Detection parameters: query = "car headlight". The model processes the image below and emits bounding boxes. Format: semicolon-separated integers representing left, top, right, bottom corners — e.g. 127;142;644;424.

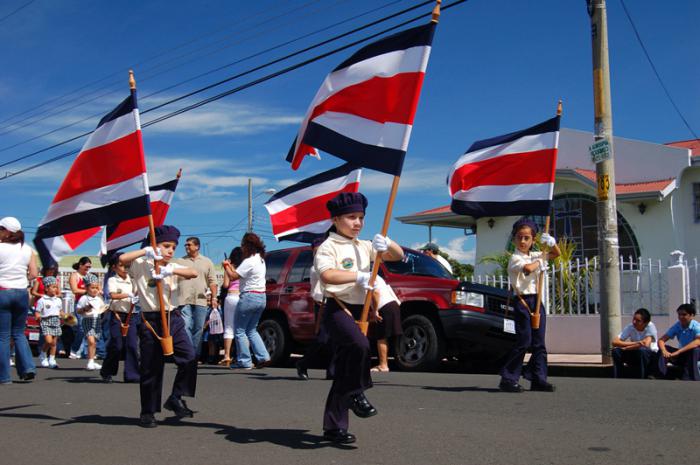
451;291;484;308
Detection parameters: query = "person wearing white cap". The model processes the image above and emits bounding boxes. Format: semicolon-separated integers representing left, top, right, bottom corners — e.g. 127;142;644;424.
0;217;38;384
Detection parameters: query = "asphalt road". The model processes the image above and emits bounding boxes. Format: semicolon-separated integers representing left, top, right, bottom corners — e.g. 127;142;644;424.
1;360;697;465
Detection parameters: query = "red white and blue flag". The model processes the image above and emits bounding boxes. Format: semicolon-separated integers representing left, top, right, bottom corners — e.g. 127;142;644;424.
286;22;436;175
448;116;561;218
34;92;151;267
264;163;362;243
101;175;180;256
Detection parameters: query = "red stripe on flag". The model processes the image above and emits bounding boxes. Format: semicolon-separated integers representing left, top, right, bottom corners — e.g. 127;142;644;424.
107;200;171;242
270;183;359;236
63;227;101;249
449;149;557;195
309;73;425;126
151;200;171;227
53;131;147;202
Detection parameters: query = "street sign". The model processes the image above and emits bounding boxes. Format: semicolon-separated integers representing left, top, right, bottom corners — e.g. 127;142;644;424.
589;139;610;164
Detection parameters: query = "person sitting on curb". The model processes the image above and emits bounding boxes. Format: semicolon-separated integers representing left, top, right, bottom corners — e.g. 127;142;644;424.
611;308;658;378
657;303;700;381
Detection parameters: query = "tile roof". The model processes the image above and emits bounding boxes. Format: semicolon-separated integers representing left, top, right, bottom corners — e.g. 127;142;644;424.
666;139;700;157
572;169;675;194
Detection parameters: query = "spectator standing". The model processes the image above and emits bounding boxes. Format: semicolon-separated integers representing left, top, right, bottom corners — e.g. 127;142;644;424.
0;217;38;384
657;303;700;380
368;275;403;373
219;247;243;367
612;308;658;378
68;256;92;359
420;243;453;275
177;237;217;360
223;233;270;370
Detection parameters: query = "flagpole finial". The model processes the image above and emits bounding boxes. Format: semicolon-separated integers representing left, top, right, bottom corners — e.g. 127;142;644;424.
431;0;441;23
557;99;563;116
129;70;136;90
176;168;182;179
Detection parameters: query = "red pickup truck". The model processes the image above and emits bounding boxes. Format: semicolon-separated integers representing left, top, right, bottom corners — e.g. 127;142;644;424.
259;245;517;371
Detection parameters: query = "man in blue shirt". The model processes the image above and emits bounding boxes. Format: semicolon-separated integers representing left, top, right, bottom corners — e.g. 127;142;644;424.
612;308;658;379
657;303;700;380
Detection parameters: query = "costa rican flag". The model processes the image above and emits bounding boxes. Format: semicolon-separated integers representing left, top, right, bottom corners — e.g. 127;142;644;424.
34;92;151;267
101;175;180;257
448;116;560;218
264;163;362;243
286;22;436;175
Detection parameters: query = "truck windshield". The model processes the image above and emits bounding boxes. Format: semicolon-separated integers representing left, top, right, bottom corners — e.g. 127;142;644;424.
384;250;454;279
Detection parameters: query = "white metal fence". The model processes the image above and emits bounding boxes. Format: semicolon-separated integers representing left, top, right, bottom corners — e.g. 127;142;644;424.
471;255;678;316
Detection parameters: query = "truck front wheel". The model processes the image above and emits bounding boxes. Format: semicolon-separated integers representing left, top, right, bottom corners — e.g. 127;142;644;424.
258;316;290;366
394;314;444;371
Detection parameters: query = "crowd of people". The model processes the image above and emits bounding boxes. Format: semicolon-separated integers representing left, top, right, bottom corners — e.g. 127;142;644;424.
2;203;700;442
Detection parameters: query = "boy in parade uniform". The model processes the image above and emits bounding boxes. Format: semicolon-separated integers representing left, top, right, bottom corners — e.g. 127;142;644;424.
314;192;404;444
119;225;199;428
34;276;63;369
100;253;140;384
500;219;559;393
75;274;105;371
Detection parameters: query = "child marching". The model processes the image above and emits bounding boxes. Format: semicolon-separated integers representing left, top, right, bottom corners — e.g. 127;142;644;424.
75;274;106;371
35;276;63;369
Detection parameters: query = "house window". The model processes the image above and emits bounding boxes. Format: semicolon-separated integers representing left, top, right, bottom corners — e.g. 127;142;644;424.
694;183;700;223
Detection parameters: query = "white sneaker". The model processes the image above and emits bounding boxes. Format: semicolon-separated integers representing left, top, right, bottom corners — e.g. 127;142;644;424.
48;359;59;369
86;360;96;370
9;358;14;367
69;352;80;360
93;361;102;370
40;357;50;368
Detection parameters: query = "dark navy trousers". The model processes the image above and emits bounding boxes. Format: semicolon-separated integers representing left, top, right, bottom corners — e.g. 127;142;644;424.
657;346;700;380
298;302;334;379
100;311;140;382
500;294;548;385
612;346;655;379
138;311;197;415
322;299;372;432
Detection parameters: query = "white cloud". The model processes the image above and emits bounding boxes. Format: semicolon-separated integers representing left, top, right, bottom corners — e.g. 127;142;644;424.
360;163;449;193
410;236;475;264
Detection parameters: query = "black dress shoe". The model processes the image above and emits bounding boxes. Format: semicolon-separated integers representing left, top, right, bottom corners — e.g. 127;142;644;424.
323;429;356;444
101;375;113;384
139;414;157;428
499;381;524;393
296;361;309;380
350;393;377;418
255;359;272;369
163;396;194;418
19;372;35;382
530;381;556;392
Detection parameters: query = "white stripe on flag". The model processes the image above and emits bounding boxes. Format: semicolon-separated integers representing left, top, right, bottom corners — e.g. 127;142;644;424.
40;174;149;225
81;110;139;153
39;235;74;262
150;188;174;204
274;219;332;240
312;112;412;151
106;226;149;252
451;132;558;170
453;183;554;203
265;170;361;215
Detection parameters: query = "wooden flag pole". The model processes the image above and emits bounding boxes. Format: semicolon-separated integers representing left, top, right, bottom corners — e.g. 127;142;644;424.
131;69;174;355
532;100;562;329
357;1;441;335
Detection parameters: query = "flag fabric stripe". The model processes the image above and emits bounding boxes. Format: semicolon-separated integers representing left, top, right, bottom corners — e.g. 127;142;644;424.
287;22;435;172
53;133;147;202
312;112;411;151
96;94;137;128
62;227;101;249
449;149;557;194
81;109;139;153
265;163;361;242
304;122;406;175
103;227;150;253
42;174;149;225
448;116;560;219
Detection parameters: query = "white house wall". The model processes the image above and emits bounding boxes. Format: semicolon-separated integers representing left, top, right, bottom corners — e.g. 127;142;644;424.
674;166;700;260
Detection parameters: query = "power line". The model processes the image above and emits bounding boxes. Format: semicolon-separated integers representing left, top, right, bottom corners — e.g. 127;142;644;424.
0;0;434;171
1;0;469;181
618;0;698;139
0;0;35;24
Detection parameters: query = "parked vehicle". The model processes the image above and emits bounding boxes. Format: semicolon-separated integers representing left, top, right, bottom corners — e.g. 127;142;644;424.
25;313;41;356
260;245;517;371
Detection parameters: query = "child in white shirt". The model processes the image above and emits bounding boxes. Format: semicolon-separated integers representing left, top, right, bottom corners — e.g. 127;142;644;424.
75;274;106;371
34;276;63;368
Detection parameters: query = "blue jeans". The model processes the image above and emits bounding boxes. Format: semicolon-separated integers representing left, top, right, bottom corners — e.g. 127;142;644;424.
180;304;208;358
0;289;37;383
70;313;86;356
234;293;269;367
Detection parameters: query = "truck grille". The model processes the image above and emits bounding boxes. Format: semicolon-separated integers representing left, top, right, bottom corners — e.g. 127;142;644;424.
486;296;514;317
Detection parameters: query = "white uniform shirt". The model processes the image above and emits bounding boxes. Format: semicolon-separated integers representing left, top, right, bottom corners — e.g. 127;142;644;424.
76;295;106;317
0;242;34;289
237;254;266;292
314;232;377;305
309;267;324;303
36;295;63;318
372;275;400;309
128;257;184;313
508;249;544;295
619;321;659;352
107;274;134;313
435;254;453;275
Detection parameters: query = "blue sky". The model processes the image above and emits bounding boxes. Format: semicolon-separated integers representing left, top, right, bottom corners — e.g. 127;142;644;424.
1;0;698;265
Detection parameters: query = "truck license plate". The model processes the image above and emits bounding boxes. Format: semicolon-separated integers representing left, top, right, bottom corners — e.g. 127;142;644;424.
503;319;515;334
29;332;40;341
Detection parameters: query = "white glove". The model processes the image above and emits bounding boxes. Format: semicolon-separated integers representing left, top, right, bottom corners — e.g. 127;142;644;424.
126;291;135;299
144;246;163;261
129;295;140;305
372;234;391;252
540;233;556;248
355;271;372;290
152;263;174;280
537;258;549;273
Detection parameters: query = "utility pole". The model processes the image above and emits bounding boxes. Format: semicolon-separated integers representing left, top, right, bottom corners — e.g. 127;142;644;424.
588;0;622;364
247;178;253;232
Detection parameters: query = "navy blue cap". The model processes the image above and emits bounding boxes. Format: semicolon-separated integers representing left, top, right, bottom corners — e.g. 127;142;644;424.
142;225;181;247
326;192;368;217
512;218;539;236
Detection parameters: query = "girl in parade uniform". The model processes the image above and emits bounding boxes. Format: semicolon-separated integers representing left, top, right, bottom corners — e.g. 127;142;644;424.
75;273;105;371
314;192;404;444
34;276;63;369
499;218;559;393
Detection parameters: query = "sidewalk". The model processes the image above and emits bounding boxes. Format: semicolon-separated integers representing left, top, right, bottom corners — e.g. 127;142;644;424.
529;353;613;378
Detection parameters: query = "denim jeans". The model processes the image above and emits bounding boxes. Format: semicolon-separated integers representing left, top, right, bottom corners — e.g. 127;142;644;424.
0;289;37;383
180;304;208;358
233;293;269;367
70;313;86;355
